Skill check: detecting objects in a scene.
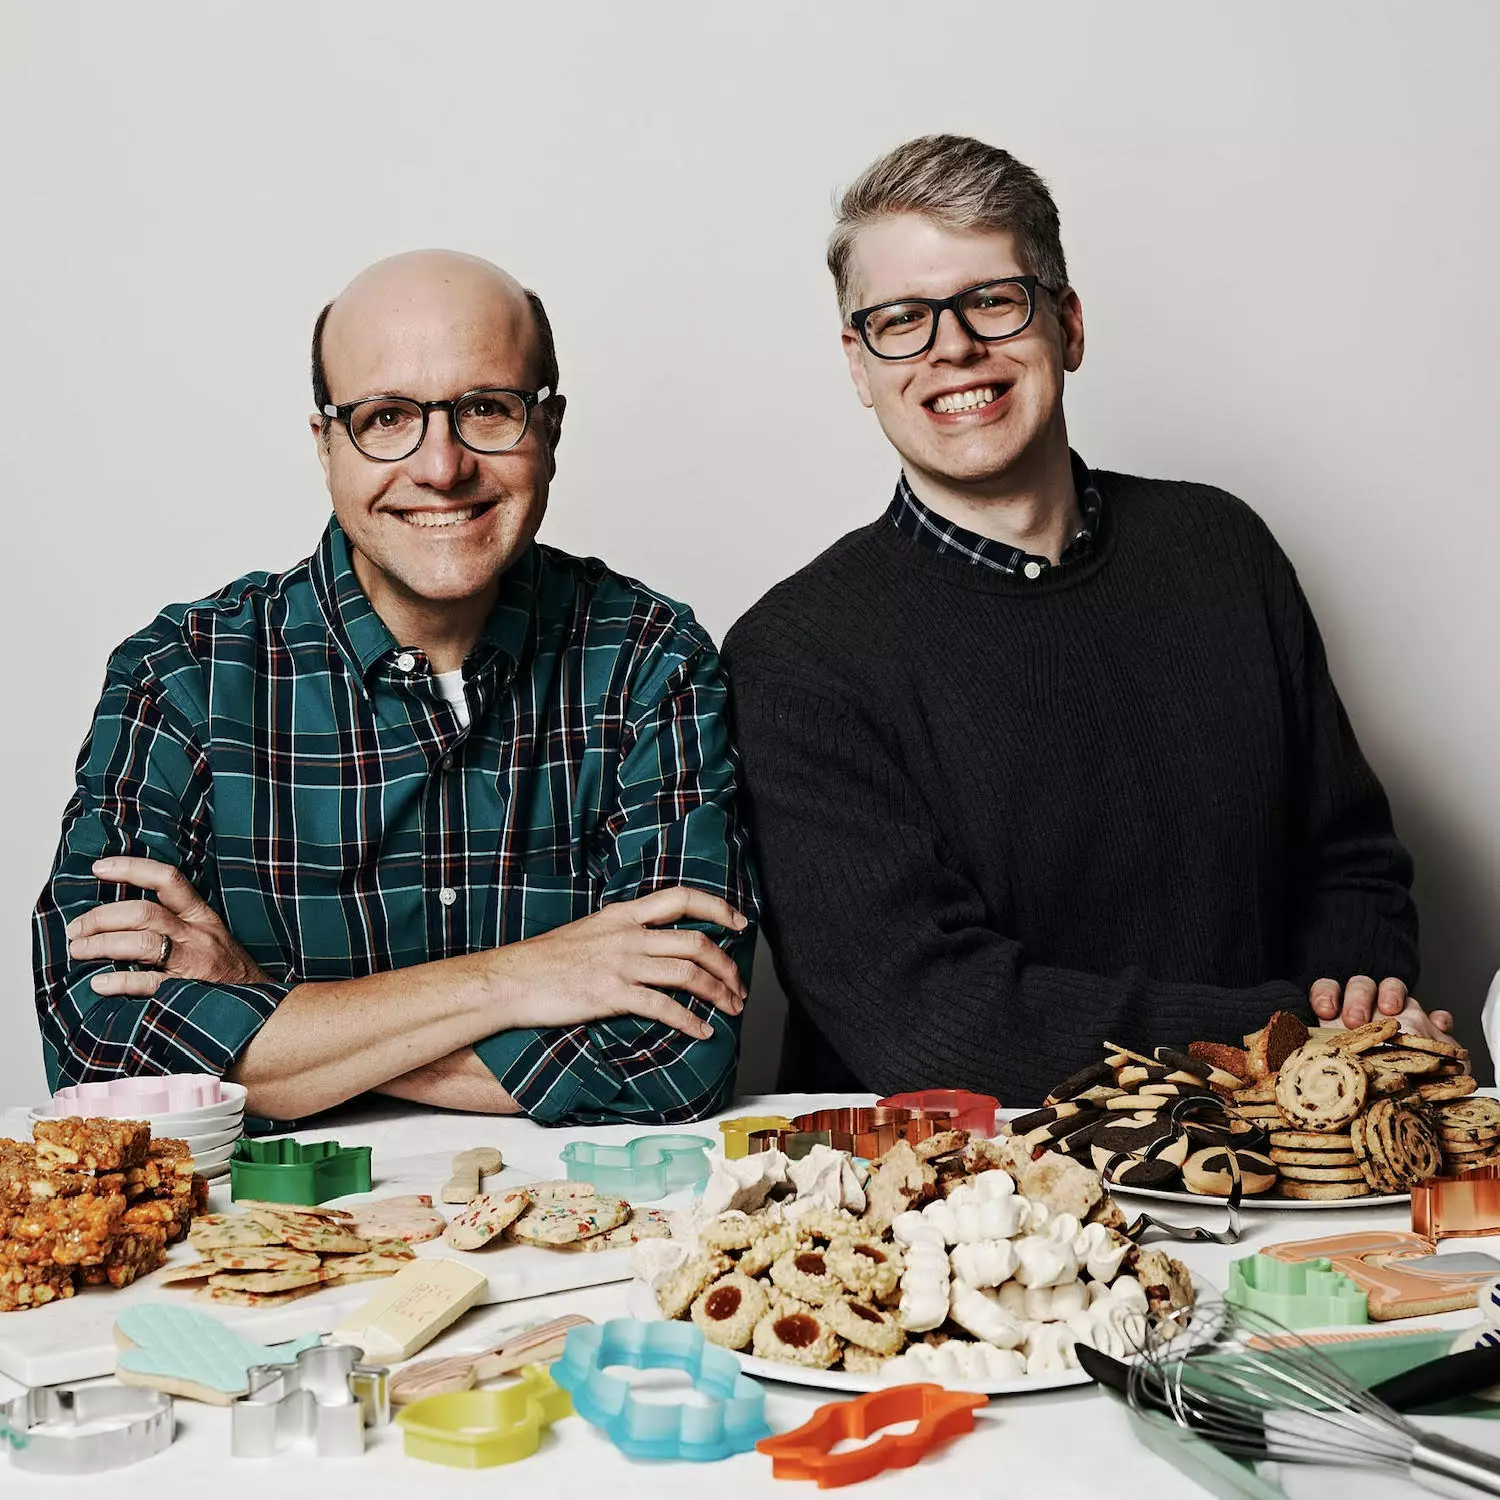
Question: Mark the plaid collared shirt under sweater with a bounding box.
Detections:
[32,518,758,1126]
[887,449,1104,574]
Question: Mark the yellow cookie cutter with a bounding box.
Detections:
[719,1116,793,1159]
[394,1364,571,1468]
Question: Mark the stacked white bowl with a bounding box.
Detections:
[29,1075,246,1179]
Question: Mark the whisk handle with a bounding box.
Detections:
[1411,1432,1500,1497]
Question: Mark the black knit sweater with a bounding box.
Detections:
[722,470,1419,1107]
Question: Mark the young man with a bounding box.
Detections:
[723,136,1444,1105]
[34,250,756,1126]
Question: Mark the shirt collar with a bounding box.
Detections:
[887,450,1103,578]
[311,515,539,694]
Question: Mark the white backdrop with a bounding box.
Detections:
[2,0,1496,1107]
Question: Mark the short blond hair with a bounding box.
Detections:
[828,134,1069,320]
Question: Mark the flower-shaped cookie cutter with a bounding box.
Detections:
[878,1090,999,1137]
[394,1364,572,1467]
[1,1383,174,1475]
[558,1134,712,1200]
[230,1342,389,1458]
[757,1383,987,1487]
[45,1073,231,1119]
[228,1136,373,1204]
[1412,1166,1500,1241]
[719,1115,793,1159]
[1226,1253,1369,1328]
[747,1107,957,1161]
[551,1317,770,1460]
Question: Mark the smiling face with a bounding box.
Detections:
[313,251,563,629]
[841,216,1083,497]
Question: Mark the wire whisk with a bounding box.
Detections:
[1128,1299,1500,1496]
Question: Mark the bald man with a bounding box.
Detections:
[33,251,757,1126]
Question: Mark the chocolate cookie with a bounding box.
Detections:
[1045,1060,1119,1106]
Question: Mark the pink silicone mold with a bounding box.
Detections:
[46,1074,227,1118]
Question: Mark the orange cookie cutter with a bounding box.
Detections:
[746,1107,956,1161]
[1412,1166,1500,1241]
[878,1090,1000,1137]
[756,1383,987,1487]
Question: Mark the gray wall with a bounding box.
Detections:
[3,0,1496,1106]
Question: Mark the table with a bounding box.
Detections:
[0,1093,1474,1499]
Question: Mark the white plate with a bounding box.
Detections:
[624,1282,1092,1395]
[187,1141,237,1171]
[1107,1182,1409,1211]
[28,1085,247,1133]
[179,1122,244,1153]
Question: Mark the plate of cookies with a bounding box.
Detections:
[630,1129,1199,1394]
[1020,1015,1480,1208]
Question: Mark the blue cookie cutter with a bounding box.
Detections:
[558,1135,712,1201]
[551,1318,770,1461]
[228,1136,373,1205]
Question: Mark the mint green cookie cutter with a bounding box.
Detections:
[115,1304,326,1399]
[228,1136,372,1204]
[1226,1253,1369,1327]
[395,1365,572,1468]
[558,1134,712,1200]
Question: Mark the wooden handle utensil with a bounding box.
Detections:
[388,1314,591,1405]
[440,1146,504,1204]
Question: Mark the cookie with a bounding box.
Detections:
[1325,1018,1401,1053]
[342,1196,446,1245]
[197,1281,324,1308]
[1188,1041,1251,1078]
[860,1141,932,1235]
[1102,1041,1158,1068]
[188,1218,285,1252]
[914,1130,970,1161]
[824,1296,905,1356]
[1244,1011,1309,1079]
[825,1238,903,1302]
[508,1195,628,1247]
[1275,1043,1367,1131]
[690,1272,768,1350]
[1276,1163,1368,1183]
[1011,1104,1091,1134]
[1045,1060,1120,1105]
[1270,1130,1354,1151]
[318,1249,414,1282]
[444,1189,531,1251]
[770,1246,844,1305]
[737,1224,799,1278]
[840,1344,889,1374]
[1095,1153,1181,1190]
[566,1209,675,1253]
[1432,1099,1500,1133]
[1414,1078,1478,1102]
[656,1252,733,1319]
[751,1298,843,1369]
[207,1268,323,1294]
[1395,1034,1469,1058]
[1269,1147,1360,1167]
[1116,1064,1170,1089]
[277,1222,372,1255]
[1278,1179,1372,1200]
[524,1180,600,1201]
[208,1247,321,1274]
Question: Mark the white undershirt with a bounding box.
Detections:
[432,668,471,729]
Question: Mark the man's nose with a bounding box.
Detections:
[407,409,474,488]
[930,305,984,361]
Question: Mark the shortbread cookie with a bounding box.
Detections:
[508,1194,629,1247]
[737,1223,799,1277]
[1275,1043,1368,1131]
[343,1196,447,1245]
[568,1208,673,1252]
[690,1272,767,1350]
[1045,1060,1119,1105]
[860,1141,932,1235]
[188,1217,285,1253]
[207,1268,322,1294]
[525,1180,599,1201]
[839,1344,889,1374]
[1270,1147,1360,1167]
[770,1246,844,1305]
[1324,1018,1401,1053]
[1414,1077,1478,1102]
[1278,1179,1371,1201]
[826,1238,903,1302]
[700,1210,769,1254]
[824,1296,905,1356]
[656,1252,733,1319]
[197,1281,324,1307]
[1395,1034,1469,1058]
[277,1222,372,1255]
[1182,1147,1276,1196]
[209,1247,321,1274]
[1276,1163,1367,1183]
[1269,1130,1354,1151]
[444,1188,530,1251]
[752,1297,843,1368]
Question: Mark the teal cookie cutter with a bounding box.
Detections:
[114,1304,326,1400]
[551,1317,770,1461]
[1226,1253,1369,1327]
[228,1136,372,1204]
[558,1134,712,1200]
[395,1365,572,1467]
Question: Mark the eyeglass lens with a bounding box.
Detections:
[863,281,1034,358]
[347,389,530,459]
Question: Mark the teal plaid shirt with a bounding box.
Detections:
[32,519,758,1125]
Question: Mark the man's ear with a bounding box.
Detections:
[310,414,332,481]
[543,393,565,479]
[1056,287,1085,373]
[841,327,875,409]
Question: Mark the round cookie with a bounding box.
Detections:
[1324,1018,1401,1053]
[444,1188,531,1251]
[1275,1044,1368,1131]
[1278,1179,1371,1201]
[770,1246,844,1305]
[656,1252,734,1319]
[1094,1153,1181,1190]
[824,1296,906,1356]
[507,1194,629,1247]
[690,1272,768,1350]
[825,1238,903,1303]
[1276,1163,1368,1183]
[1414,1077,1478,1102]
[1270,1147,1360,1167]
[1395,1034,1469,1058]
[751,1298,843,1369]
[1270,1130,1354,1151]
[840,1344,891,1374]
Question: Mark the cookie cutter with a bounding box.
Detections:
[558,1134,713,1200]
[552,1317,770,1461]
[43,1073,231,1118]
[1412,1166,1500,1241]
[1226,1253,1369,1327]
[719,1115,793,1159]
[230,1342,389,1458]
[756,1383,987,1487]
[1,1383,174,1475]
[228,1135,373,1204]
[747,1107,956,1162]
[879,1090,1000,1137]
[395,1364,572,1467]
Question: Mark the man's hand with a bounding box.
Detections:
[493,886,749,1040]
[1310,974,1454,1040]
[67,856,269,997]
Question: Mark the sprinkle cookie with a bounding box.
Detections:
[444,1189,531,1251]
[507,1194,628,1247]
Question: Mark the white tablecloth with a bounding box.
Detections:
[0,1093,1480,1499]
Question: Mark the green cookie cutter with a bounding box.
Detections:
[718,1116,793,1159]
[395,1365,572,1467]
[558,1134,712,1200]
[1226,1253,1369,1327]
[228,1136,373,1205]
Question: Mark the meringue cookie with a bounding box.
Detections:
[786,1144,867,1214]
[891,1209,945,1249]
[1011,1234,1081,1288]
[921,1196,1029,1244]
[1043,1211,1084,1247]
[995,1280,1030,1319]
[696,1150,789,1219]
[1102,1274,1149,1318]
[1023,1279,1090,1322]
[945,1171,1017,1208]
[1024,1321,1080,1376]
[1067,1298,1148,1359]
[948,1279,1031,1349]
[883,1339,1026,1384]
[1073,1223,1131,1285]
[895,1241,951,1332]
[950,1237,1020,1288]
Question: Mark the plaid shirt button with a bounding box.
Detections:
[438,886,458,907]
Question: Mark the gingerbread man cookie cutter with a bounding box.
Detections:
[230,1343,389,1458]
[756,1383,987,1487]
[395,1364,572,1467]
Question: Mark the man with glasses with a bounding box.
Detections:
[34,249,756,1125]
[723,135,1445,1106]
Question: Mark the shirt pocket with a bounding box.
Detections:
[495,866,598,946]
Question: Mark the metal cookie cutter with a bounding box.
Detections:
[878,1089,1000,1137]
[231,1343,389,1458]
[1,1383,174,1474]
[748,1107,957,1161]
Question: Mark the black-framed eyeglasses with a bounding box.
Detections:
[322,385,554,462]
[849,275,1056,360]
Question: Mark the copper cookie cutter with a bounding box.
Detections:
[1411,1166,1500,1241]
[746,1107,957,1160]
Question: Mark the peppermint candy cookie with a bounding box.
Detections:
[690,1271,768,1350]
[1275,1043,1368,1131]
[444,1188,531,1251]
